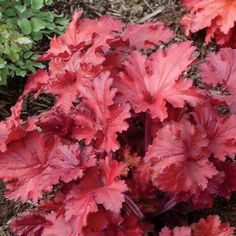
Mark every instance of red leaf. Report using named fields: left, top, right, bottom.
left=122, top=22, right=174, bottom=50
left=72, top=72, right=131, bottom=152
left=43, top=213, right=74, bottom=236
left=0, top=132, right=93, bottom=202
left=215, top=161, right=236, bottom=199
left=160, top=226, right=191, bottom=236
left=160, top=215, right=234, bottom=236
left=64, top=157, right=127, bottom=235
left=83, top=208, right=143, bottom=236
left=0, top=99, right=25, bottom=152
left=9, top=211, right=47, bottom=236
left=199, top=48, right=236, bottom=94
left=145, top=120, right=217, bottom=193
left=192, top=215, right=234, bottom=236
left=115, top=41, right=203, bottom=120
left=193, top=102, right=236, bottom=160
left=38, top=11, right=124, bottom=61
left=180, top=0, right=236, bottom=45
left=22, top=69, right=49, bottom=97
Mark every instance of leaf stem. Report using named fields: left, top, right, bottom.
left=125, top=195, right=144, bottom=219
left=145, top=112, right=151, bottom=152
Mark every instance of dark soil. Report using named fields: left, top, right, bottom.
left=0, top=0, right=235, bottom=235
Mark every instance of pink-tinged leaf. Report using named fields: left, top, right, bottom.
left=38, top=11, right=124, bottom=61
left=43, top=213, right=74, bottom=236
left=64, top=158, right=127, bottom=235
left=0, top=99, right=25, bottom=153
left=36, top=108, right=74, bottom=137
left=0, top=132, right=92, bottom=202
left=37, top=36, right=70, bottom=61
left=192, top=171, right=225, bottom=209
left=115, top=41, right=203, bottom=120
left=160, top=226, right=191, bottom=236
left=49, top=72, right=79, bottom=113
left=180, top=0, right=236, bottom=45
left=122, top=22, right=175, bottom=50
left=22, top=69, right=49, bottom=97
left=193, top=102, right=236, bottom=160
left=192, top=215, right=235, bottom=236
left=199, top=48, right=236, bottom=94
left=72, top=72, right=131, bottom=152
left=215, top=25, right=236, bottom=48
left=145, top=120, right=217, bottom=193
left=9, top=211, right=47, bottom=236
left=215, top=161, right=236, bottom=199
left=156, top=159, right=217, bottom=194
left=37, top=11, right=83, bottom=61
left=83, top=208, right=143, bottom=236
left=160, top=215, right=234, bottom=236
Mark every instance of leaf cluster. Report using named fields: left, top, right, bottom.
left=0, top=9, right=236, bottom=236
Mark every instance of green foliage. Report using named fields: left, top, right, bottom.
left=0, top=0, right=69, bottom=42
left=0, top=24, right=44, bottom=84
left=0, top=0, right=68, bottom=84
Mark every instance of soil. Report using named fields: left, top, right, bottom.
left=0, top=0, right=235, bottom=235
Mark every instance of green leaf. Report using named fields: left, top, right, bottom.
left=31, top=32, right=43, bottom=41
left=31, top=54, right=40, bottom=60
left=14, top=4, right=26, bottom=14
left=0, top=58, right=7, bottom=69
left=8, top=49, right=20, bottom=62
left=33, top=61, right=45, bottom=68
left=7, top=18, right=18, bottom=28
left=23, top=51, right=33, bottom=59
left=6, top=8, right=16, bottom=17
left=0, top=67, right=8, bottom=85
left=31, top=0, right=44, bottom=10
left=46, top=22, right=56, bottom=30
left=55, top=18, right=69, bottom=26
left=16, top=37, right=32, bottom=45
left=15, top=68, right=27, bottom=77
left=17, top=18, right=31, bottom=35
left=31, top=17, right=46, bottom=32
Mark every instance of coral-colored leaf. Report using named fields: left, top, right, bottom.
left=122, top=22, right=175, bottom=49
left=38, top=11, right=124, bottom=61
left=215, top=161, right=236, bottom=199
left=193, top=103, right=236, bottom=160
left=9, top=211, right=47, bottom=236
left=160, top=226, right=191, bottom=236
left=64, top=157, right=127, bottom=235
left=192, top=215, right=234, bottom=236
left=181, top=0, right=236, bottom=46
left=199, top=48, right=236, bottom=94
left=0, top=132, right=92, bottom=202
left=72, top=72, right=130, bottom=151
left=115, top=41, right=202, bottom=120
left=145, top=120, right=217, bottom=193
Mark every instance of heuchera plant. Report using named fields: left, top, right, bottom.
left=180, top=0, right=236, bottom=48
left=0, top=10, right=236, bottom=235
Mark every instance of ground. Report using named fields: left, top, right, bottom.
left=0, top=0, right=235, bottom=235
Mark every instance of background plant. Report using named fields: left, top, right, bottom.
left=0, top=0, right=68, bottom=84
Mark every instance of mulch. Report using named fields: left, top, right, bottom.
left=0, top=0, right=235, bottom=235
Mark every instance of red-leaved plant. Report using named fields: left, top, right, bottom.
left=0, top=10, right=235, bottom=235
left=180, top=0, right=236, bottom=48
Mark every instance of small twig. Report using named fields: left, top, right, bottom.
left=142, top=0, right=154, bottom=12
left=138, top=6, right=165, bottom=23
